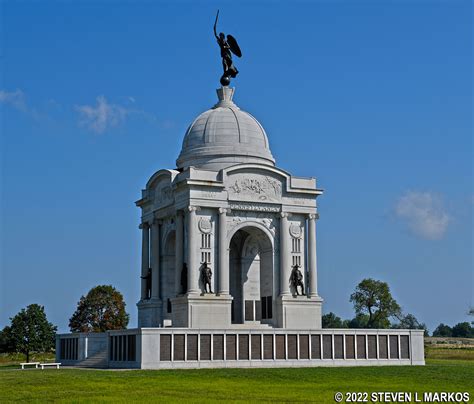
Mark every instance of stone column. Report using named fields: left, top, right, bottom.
left=140, top=222, right=150, bottom=299
left=150, top=219, right=160, bottom=300
left=308, top=213, right=319, bottom=296
left=279, top=212, right=291, bottom=296
left=174, top=211, right=184, bottom=295
left=218, top=208, right=229, bottom=295
left=187, top=206, right=200, bottom=294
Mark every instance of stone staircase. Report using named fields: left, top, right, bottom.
left=76, top=350, right=108, bottom=368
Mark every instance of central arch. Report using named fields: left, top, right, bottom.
left=228, top=225, right=274, bottom=325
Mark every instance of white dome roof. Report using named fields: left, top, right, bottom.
left=176, top=87, right=275, bottom=171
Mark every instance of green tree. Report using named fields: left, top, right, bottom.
left=322, top=312, right=348, bottom=328
left=393, top=313, right=429, bottom=336
left=8, top=304, right=57, bottom=362
left=432, top=323, right=453, bottom=337
left=347, top=314, right=368, bottom=328
left=69, top=285, right=129, bottom=332
left=451, top=322, right=474, bottom=338
left=0, top=326, right=14, bottom=353
left=350, top=278, right=401, bottom=328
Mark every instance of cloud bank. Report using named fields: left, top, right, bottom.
left=0, top=89, right=27, bottom=112
left=75, top=95, right=128, bottom=134
left=395, top=191, right=450, bottom=240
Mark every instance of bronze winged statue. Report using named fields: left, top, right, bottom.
left=214, top=10, right=242, bottom=86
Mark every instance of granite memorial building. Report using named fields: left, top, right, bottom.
left=56, top=85, right=425, bottom=369
left=136, top=85, right=323, bottom=331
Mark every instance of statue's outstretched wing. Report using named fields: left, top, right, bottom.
left=227, top=34, right=242, bottom=57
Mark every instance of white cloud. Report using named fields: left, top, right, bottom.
left=395, top=191, right=450, bottom=240
left=75, top=95, right=128, bottom=134
left=0, top=89, right=27, bottom=112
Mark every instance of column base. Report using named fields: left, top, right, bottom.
left=137, top=299, right=162, bottom=327
left=171, top=294, right=233, bottom=328
left=275, top=294, right=323, bottom=329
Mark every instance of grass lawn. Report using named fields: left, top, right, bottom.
left=0, top=350, right=472, bottom=403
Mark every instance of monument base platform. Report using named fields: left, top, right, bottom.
left=276, top=295, right=323, bottom=328
left=137, top=299, right=162, bottom=327
left=171, top=293, right=233, bottom=328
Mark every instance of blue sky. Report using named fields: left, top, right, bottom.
left=1, top=1, right=472, bottom=333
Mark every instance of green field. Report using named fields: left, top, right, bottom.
left=0, top=349, right=472, bottom=403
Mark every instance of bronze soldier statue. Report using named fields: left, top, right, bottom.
left=214, top=10, right=242, bottom=86
left=141, top=268, right=152, bottom=299
left=290, top=264, right=305, bottom=296
left=200, top=262, right=213, bottom=294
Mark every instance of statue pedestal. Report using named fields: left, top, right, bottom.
left=137, top=299, right=162, bottom=327
left=275, top=295, right=323, bottom=329
left=171, top=294, right=233, bottom=328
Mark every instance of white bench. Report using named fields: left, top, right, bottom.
left=20, top=362, right=40, bottom=369
left=40, top=362, right=61, bottom=369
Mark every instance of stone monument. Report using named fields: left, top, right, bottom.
left=56, top=14, right=425, bottom=368
left=136, top=85, right=323, bottom=329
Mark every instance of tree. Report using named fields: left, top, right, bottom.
left=0, top=326, right=14, bottom=353
left=346, top=314, right=368, bottom=328
left=322, top=312, right=347, bottom=328
left=432, top=323, right=453, bottom=337
left=8, top=304, right=57, bottom=362
left=69, top=285, right=129, bottom=332
left=350, top=278, right=401, bottom=328
left=393, top=313, right=429, bottom=336
left=451, top=322, right=474, bottom=338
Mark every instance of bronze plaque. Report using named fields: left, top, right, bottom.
left=238, top=334, right=249, bottom=360
left=378, top=335, right=388, bottom=359
left=368, top=335, right=377, bottom=359
left=187, top=334, right=198, bottom=360
left=276, top=335, right=285, bottom=359
left=213, top=334, right=224, bottom=360
left=245, top=300, right=254, bottom=321
left=251, top=335, right=262, bottom=360
left=356, top=335, right=366, bottom=359
left=311, top=335, right=321, bottom=359
left=334, top=335, right=343, bottom=359
left=345, top=335, right=355, bottom=359
left=200, top=334, right=211, bottom=361
left=400, top=335, right=410, bottom=359
left=389, top=335, right=399, bottom=359
left=226, top=334, right=237, bottom=360
left=263, top=335, right=273, bottom=359
left=288, top=334, right=298, bottom=359
left=173, top=334, right=185, bottom=361
left=160, top=334, right=171, bottom=361
left=322, top=335, right=332, bottom=359
left=255, top=301, right=262, bottom=321
left=299, top=335, right=309, bottom=359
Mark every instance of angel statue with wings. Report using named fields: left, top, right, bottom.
left=214, top=10, right=242, bottom=86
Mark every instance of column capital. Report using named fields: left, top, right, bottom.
left=188, top=206, right=200, bottom=213
left=308, top=213, right=320, bottom=220
left=139, top=222, right=150, bottom=229
left=280, top=212, right=291, bottom=219
left=218, top=207, right=229, bottom=215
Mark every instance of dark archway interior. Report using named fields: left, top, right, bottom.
left=229, top=226, right=273, bottom=325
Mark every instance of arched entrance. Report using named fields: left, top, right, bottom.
left=229, top=226, right=274, bottom=325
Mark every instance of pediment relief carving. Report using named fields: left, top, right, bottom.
left=226, top=173, right=283, bottom=202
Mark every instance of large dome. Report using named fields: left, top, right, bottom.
left=176, top=87, right=275, bottom=171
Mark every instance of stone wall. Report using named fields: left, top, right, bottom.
left=57, top=328, right=424, bottom=369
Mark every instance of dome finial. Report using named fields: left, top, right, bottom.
left=214, top=86, right=236, bottom=108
